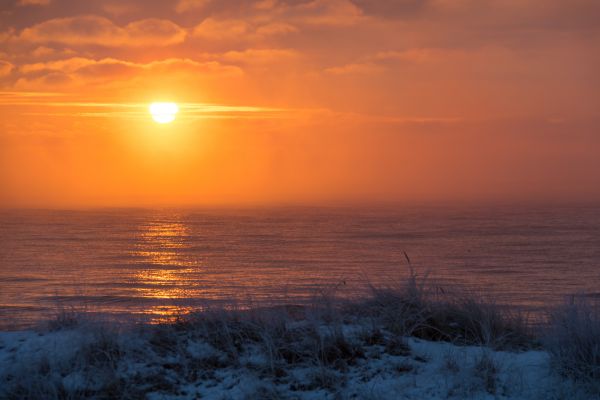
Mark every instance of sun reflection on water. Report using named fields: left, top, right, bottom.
left=132, top=219, right=201, bottom=323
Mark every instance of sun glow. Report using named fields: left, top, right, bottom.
left=149, top=102, right=179, bottom=124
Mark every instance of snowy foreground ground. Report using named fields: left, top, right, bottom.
left=0, top=312, right=590, bottom=400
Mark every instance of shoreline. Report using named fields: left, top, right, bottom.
left=1, top=276, right=599, bottom=400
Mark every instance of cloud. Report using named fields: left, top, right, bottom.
left=176, top=0, right=212, bottom=13
left=101, top=3, right=140, bottom=17
left=14, top=57, right=242, bottom=89
left=20, top=57, right=241, bottom=77
left=324, top=48, right=463, bottom=76
left=15, top=71, right=73, bottom=88
left=17, top=0, right=50, bottom=6
left=348, top=0, right=600, bottom=30
left=324, top=62, right=383, bottom=75
left=192, top=17, right=298, bottom=41
left=254, top=0, right=278, bottom=10
left=175, top=0, right=366, bottom=28
left=0, top=61, right=14, bottom=77
left=349, top=0, right=428, bottom=18
left=30, top=46, right=77, bottom=59
left=256, top=22, right=298, bottom=36
left=327, top=49, right=437, bottom=76
left=349, top=0, right=600, bottom=34
left=220, top=48, right=300, bottom=65
left=143, top=58, right=243, bottom=76
left=294, top=0, right=365, bottom=26
left=0, top=29, right=14, bottom=44
left=125, top=19, right=187, bottom=45
left=192, top=18, right=249, bottom=40
left=371, top=49, right=444, bottom=64
left=30, top=46, right=56, bottom=58
left=20, top=57, right=98, bottom=74
left=0, top=96, right=284, bottom=124
left=19, top=16, right=187, bottom=47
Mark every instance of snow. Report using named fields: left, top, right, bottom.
left=0, top=321, right=574, bottom=400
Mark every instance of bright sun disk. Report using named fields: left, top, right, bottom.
left=149, top=102, right=179, bottom=124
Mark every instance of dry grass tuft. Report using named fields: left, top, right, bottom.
left=546, top=296, right=600, bottom=390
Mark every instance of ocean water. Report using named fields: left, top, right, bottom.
left=1, top=205, right=599, bottom=329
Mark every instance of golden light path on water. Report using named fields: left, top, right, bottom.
left=2, top=207, right=600, bottom=330
left=132, top=220, right=198, bottom=323
left=128, top=215, right=325, bottom=324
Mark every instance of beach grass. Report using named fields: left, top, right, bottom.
left=0, top=271, right=598, bottom=399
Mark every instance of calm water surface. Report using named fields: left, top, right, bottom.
left=1, top=206, right=599, bottom=329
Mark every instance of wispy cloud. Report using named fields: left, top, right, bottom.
left=17, top=0, right=51, bottom=6
left=16, top=16, right=186, bottom=47
left=0, top=93, right=285, bottom=120
left=0, top=91, right=66, bottom=97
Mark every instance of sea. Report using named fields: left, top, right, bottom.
left=1, top=205, right=599, bottom=329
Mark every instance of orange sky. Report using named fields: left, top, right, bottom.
left=0, top=0, right=599, bottom=207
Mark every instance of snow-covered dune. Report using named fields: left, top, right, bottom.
left=0, top=311, right=592, bottom=400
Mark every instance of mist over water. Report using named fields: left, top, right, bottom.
left=1, top=205, right=599, bottom=329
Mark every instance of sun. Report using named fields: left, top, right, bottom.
left=149, top=102, right=179, bottom=124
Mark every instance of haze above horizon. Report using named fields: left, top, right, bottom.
left=1, top=0, right=599, bottom=207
